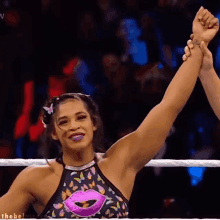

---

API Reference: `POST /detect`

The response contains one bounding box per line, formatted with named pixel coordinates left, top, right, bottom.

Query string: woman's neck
left=62, top=148, right=95, bottom=167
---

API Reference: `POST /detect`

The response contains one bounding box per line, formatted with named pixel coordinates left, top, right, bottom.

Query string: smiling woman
left=41, top=93, right=105, bottom=167
left=32, top=92, right=130, bottom=218
left=0, top=6, right=219, bottom=219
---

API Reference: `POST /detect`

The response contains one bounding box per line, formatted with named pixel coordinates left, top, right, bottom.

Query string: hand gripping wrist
left=193, top=38, right=209, bottom=47
left=192, top=39, right=201, bottom=46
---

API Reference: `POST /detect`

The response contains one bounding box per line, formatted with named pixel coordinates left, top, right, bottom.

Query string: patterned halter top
left=37, top=152, right=129, bottom=218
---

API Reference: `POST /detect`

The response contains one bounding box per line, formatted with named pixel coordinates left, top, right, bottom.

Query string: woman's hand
left=183, top=34, right=213, bottom=71
left=192, top=6, right=219, bottom=46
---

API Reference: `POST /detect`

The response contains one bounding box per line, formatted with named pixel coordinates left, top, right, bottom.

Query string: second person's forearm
left=199, top=67, right=220, bottom=119
left=162, top=44, right=203, bottom=112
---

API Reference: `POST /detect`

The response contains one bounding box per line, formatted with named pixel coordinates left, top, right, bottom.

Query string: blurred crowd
left=1, top=0, right=220, bottom=218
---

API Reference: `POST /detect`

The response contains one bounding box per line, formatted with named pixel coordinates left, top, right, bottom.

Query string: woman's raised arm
left=105, top=7, right=219, bottom=174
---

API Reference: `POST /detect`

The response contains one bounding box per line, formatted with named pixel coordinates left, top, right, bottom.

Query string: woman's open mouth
left=69, top=133, right=85, bottom=142
left=73, top=135, right=84, bottom=141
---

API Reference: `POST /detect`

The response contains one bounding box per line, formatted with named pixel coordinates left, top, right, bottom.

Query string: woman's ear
left=93, top=125, right=97, bottom=132
left=51, top=126, right=59, bottom=140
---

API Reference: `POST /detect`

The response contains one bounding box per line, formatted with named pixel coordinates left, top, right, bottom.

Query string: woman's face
left=52, top=99, right=97, bottom=152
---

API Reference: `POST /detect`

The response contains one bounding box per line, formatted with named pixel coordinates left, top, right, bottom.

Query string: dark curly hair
left=41, top=93, right=106, bottom=168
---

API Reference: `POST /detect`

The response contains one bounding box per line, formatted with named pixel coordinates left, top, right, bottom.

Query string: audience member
left=139, top=11, right=161, bottom=63
left=116, top=16, right=149, bottom=68
left=14, top=55, right=83, bottom=158
left=100, top=53, right=140, bottom=145
left=0, top=6, right=33, bottom=157
left=97, top=0, right=120, bottom=37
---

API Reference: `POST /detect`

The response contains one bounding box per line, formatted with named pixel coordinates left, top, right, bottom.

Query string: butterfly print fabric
left=37, top=155, right=129, bottom=218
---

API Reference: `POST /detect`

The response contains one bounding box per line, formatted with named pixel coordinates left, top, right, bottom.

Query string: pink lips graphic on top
left=64, top=189, right=106, bottom=217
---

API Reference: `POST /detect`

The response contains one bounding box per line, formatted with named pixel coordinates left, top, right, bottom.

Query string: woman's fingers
left=202, top=12, right=212, bottom=25
left=209, top=17, right=219, bottom=28
left=187, top=39, right=194, bottom=49
left=190, top=34, right=194, bottom=40
left=196, top=6, right=204, bottom=20
left=200, top=9, right=213, bottom=26
left=182, top=54, right=187, bottom=61
left=184, top=46, right=191, bottom=57
left=199, top=9, right=208, bottom=20
left=205, top=15, right=214, bottom=28
left=183, top=39, right=194, bottom=62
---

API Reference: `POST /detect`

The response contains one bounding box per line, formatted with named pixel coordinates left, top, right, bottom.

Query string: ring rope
left=0, top=159, right=220, bottom=167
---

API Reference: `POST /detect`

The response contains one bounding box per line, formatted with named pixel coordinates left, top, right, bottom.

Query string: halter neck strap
left=55, top=151, right=97, bottom=170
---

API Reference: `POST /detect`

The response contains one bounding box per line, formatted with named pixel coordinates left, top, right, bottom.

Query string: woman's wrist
left=192, top=38, right=201, bottom=46
left=189, top=41, right=203, bottom=56
left=200, top=65, right=214, bottom=73
left=193, top=37, right=209, bottom=47
left=199, top=66, right=215, bottom=80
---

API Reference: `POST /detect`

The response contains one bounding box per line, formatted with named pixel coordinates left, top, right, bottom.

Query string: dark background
left=1, top=0, right=220, bottom=218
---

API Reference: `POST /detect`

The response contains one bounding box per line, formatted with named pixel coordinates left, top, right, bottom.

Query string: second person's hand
left=183, top=34, right=213, bottom=71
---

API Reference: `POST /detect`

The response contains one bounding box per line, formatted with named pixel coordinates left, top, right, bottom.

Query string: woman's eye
left=59, top=121, right=67, bottom=125
left=78, top=116, right=87, bottom=120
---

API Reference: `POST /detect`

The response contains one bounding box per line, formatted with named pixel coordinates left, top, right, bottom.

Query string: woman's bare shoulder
left=28, top=159, right=59, bottom=181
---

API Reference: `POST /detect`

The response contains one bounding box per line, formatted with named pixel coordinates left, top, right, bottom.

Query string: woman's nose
left=69, top=120, right=80, bottom=130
